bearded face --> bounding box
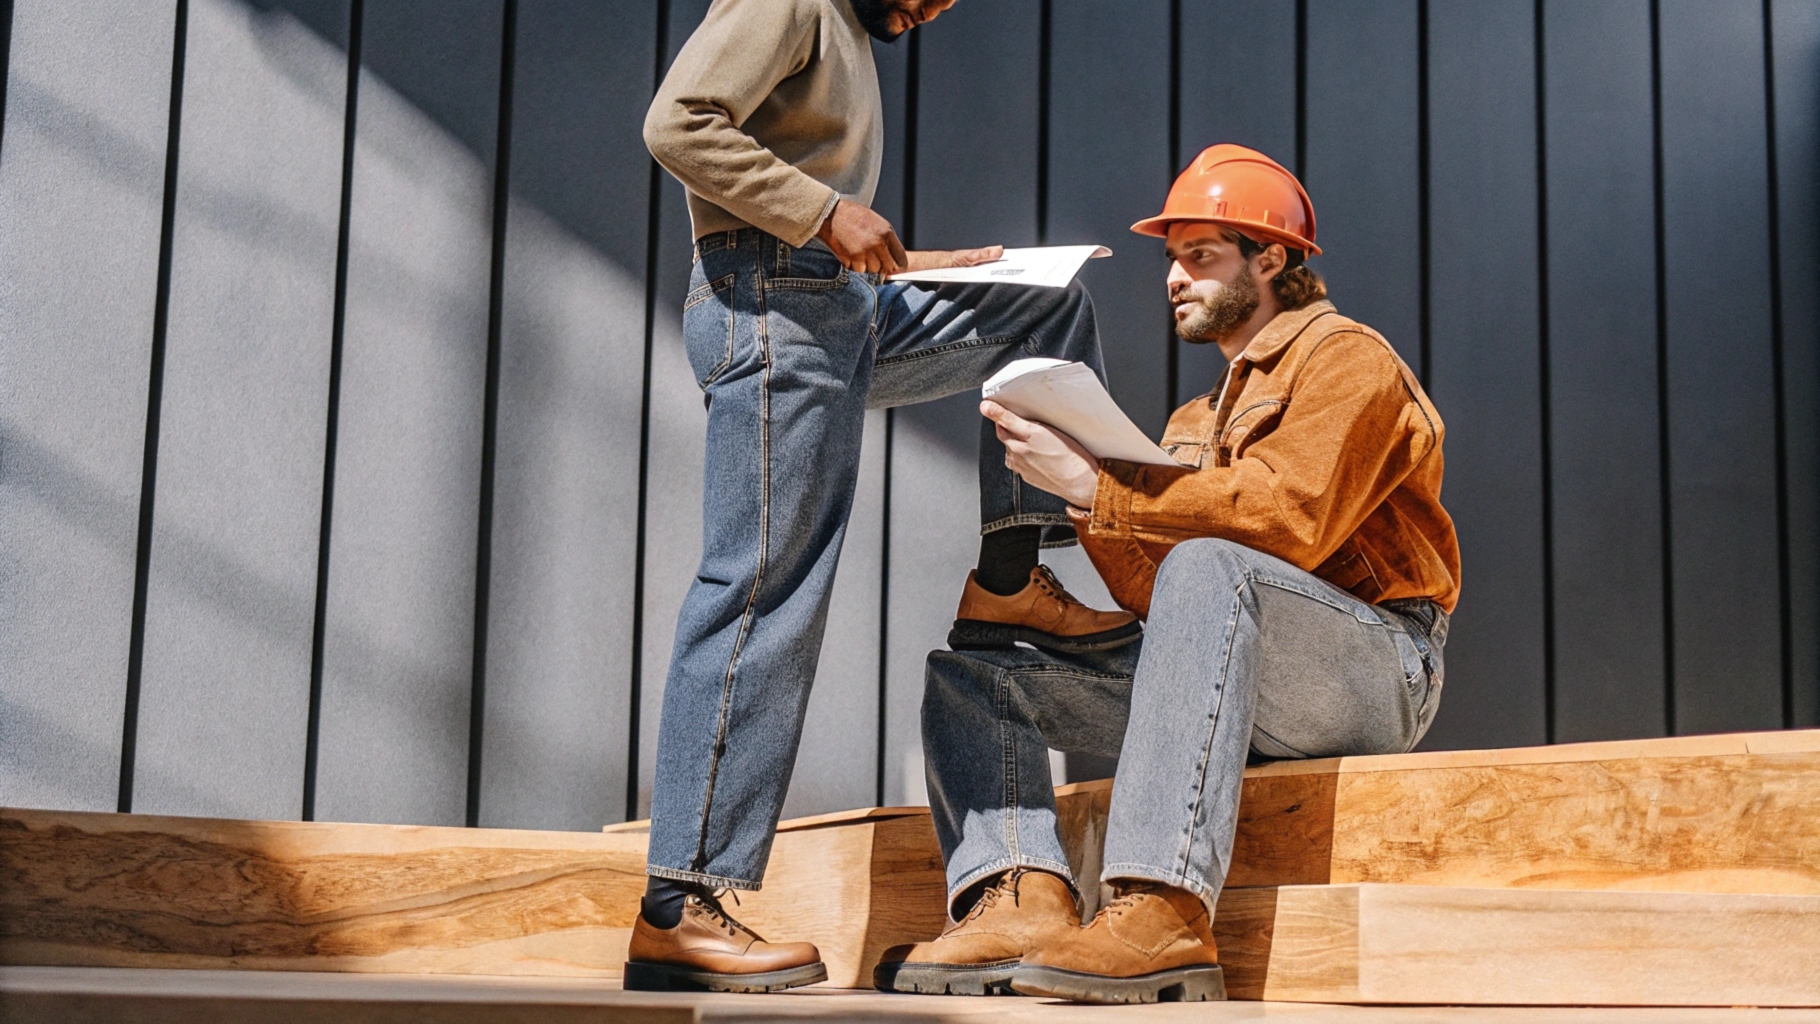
[850,0,912,41]
[1173,261,1261,345]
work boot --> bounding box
[874,868,1080,996]
[624,891,827,993]
[1009,880,1226,1004]
[949,566,1141,653]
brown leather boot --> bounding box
[1009,881,1225,1004]
[949,566,1141,653]
[873,868,1080,996]
[624,892,826,993]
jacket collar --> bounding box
[1236,300,1338,365]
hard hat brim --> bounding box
[1128,213,1322,257]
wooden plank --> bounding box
[312,0,503,826]
[131,0,349,821]
[1657,0,1783,734]
[476,0,654,832]
[1047,0,1172,436]
[1417,0,1546,752]
[884,0,1043,806]
[631,0,709,820]
[1302,0,1422,369]
[1773,0,1820,728]
[1214,883,1820,1006]
[1172,0,1297,407]
[0,808,646,976]
[1053,731,1820,894]
[0,0,177,811]
[1542,0,1668,742]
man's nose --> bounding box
[1166,261,1191,293]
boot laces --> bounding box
[687,888,760,941]
[960,869,1027,924]
[1032,566,1078,604]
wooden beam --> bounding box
[1213,883,1820,1006]
[0,809,648,976]
[0,805,947,987]
[1058,729,1820,894]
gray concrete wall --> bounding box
[3,0,1817,829]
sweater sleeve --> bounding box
[1087,331,1436,573]
[643,0,842,246]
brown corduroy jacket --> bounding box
[1070,300,1461,618]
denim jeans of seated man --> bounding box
[921,537,1448,914]
[648,228,1107,890]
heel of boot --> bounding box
[622,961,676,991]
[1159,964,1225,1002]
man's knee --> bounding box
[1154,537,1255,603]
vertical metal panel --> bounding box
[1302,0,1422,369]
[131,0,349,820]
[1657,0,1782,734]
[0,0,176,810]
[1048,0,1173,435]
[633,0,711,820]
[1543,0,1668,741]
[1773,0,1820,727]
[477,0,653,831]
[1173,0,1298,405]
[313,0,503,825]
[1417,0,1546,751]
[884,0,1043,805]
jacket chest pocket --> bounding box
[1218,400,1285,463]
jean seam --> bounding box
[689,276,774,874]
[874,333,1021,367]
[1178,574,1247,881]
[981,512,1072,533]
[1248,572,1388,624]
[647,863,765,892]
[1101,863,1213,904]
[995,666,1020,865]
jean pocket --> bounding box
[769,239,849,290]
[684,273,737,388]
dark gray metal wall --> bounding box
[2,0,1816,829]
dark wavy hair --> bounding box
[1225,228,1327,311]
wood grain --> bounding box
[1215,884,1820,1006]
[0,809,647,976]
[1056,731,1820,893]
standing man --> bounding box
[626,0,1136,993]
[875,145,1460,1003]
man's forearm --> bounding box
[644,100,837,246]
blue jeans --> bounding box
[648,229,1105,889]
[922,538,1446,914]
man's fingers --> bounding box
[956,245,1005,267]
[885,230,908,272]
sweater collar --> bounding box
[1236,300,1338,365]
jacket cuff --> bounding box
[1088,462,1139,538]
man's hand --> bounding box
[900,245,1005,272]
[982,400,1100,510]
[816,199,907,274]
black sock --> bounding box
[976,526,1042,596]
[641,876,700,929]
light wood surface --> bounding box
[1058,731,1820,893]
[1214,883,1820,1006]
[10,967,1820,1024]
[0,808,647,976]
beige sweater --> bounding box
[644,0,882,247]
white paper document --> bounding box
[982,358,1180,467]
[887,245,1112,288]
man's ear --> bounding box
[1254,242,1288,284]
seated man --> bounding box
[874,144,1460,1004]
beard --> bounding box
[849,0,908,41]
[1175,266,1261,344]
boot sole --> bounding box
[949,618,1143,654]
[623,959,828,993]
[1009,963,1225,1004]
[873,958,1021,996]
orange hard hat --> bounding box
[1131,143,1321,256]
